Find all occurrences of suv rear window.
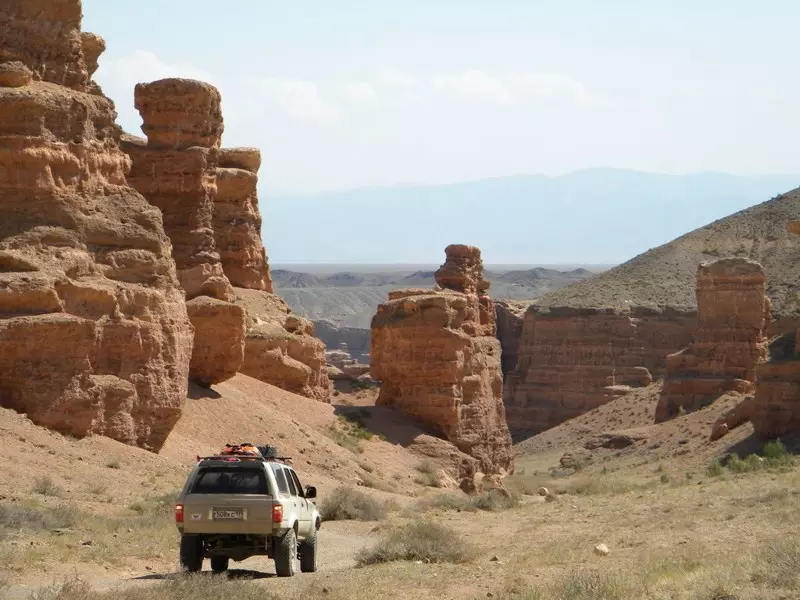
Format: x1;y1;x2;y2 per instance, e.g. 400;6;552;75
190;467;269;495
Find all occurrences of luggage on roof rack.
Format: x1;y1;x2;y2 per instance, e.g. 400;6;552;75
194;442;292;464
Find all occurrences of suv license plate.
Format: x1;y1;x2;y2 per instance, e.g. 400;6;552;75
212;508;244;520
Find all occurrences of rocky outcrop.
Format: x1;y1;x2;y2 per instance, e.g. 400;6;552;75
122;78;245;387
234;289;331;402
495;300;530;378
0;0;194;451
750;222;800;438
505;305;695;436
656;258;769;422
214;148;273;291
211;140;330;401
371;245;513;477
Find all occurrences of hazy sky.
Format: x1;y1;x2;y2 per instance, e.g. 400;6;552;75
84;1;800;195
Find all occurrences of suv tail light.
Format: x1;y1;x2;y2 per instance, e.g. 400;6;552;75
175;504;184;523
272;504;283;524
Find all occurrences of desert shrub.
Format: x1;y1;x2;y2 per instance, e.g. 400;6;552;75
28;575;282;600
31;476;64;497
471;488;519;511
751;538;800;590
127;491;178;517
413;460;440;487
359;474;394;493
356;520;475;566
709;440;794;477
0;504;76;535
707;458;724;477
319;486;388;521
415;492;475;513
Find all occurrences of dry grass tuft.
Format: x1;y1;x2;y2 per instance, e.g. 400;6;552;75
356;520;476;566
319;486;389;521
27;575;281;600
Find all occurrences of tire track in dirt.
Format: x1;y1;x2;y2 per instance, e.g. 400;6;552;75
4;522;378;599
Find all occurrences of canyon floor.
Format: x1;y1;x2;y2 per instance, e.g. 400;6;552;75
1;377;798;600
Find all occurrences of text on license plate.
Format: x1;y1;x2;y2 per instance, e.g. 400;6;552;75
212;508;244;520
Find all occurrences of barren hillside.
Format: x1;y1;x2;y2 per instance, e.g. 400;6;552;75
535;187;800;316
273;267;596;328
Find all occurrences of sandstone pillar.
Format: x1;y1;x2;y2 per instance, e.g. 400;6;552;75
371;245;513;477
122;78;245;387
656;257;769;422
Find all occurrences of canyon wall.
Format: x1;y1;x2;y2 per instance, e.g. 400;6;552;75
505;305;695;437
656;258;769;422
0;0;194;451
371;245;513;479
495;300;530;379
122;79;246;388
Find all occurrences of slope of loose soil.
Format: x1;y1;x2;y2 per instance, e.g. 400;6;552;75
513;381;762;476
535;187;800;316
0;374;464;587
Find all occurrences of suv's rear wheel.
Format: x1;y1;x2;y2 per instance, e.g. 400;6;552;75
210;555;229;573
299;529;318;573
179;534;203;572
274;528;297;577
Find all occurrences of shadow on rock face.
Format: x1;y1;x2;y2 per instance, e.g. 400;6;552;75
187;381;222;400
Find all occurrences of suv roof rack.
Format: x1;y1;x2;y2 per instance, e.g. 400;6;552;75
196;443;292;465
195;455;294;464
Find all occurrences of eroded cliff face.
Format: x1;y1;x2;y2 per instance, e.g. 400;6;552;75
122;79;245;387
751;222;800;438
495;300;530;379
505;305;695;437
0;0;194;451
656;258;769;422
235;288;331;402
371;245;513;478
212;144;330;402
214;148;273;292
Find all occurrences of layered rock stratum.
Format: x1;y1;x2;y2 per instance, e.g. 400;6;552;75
122;79;246;387
751;221;800;438
214;148;273;291
656;258;769;422
371;245;513;480
505;306;695;436
122;79;330;401
0;0;194;451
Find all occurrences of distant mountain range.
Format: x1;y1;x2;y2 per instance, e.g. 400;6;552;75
261;169;800;265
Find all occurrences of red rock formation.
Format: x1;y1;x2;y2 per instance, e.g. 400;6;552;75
211;142;330;401
505;305;695;436
214;148;273;291
122;79;246;387
751;221;800;438
371;245;513;477
656;258;769;422
0;0;194;451
495;300;530;378
234;289;331;402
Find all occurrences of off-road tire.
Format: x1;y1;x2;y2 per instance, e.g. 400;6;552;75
274;528;297;577
210;555;229;573
299;529;318;573
179;534;203;573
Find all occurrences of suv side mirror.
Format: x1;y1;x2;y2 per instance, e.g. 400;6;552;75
305;485;317;499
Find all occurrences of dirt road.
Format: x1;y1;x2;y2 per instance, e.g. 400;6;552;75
4;521;378;599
